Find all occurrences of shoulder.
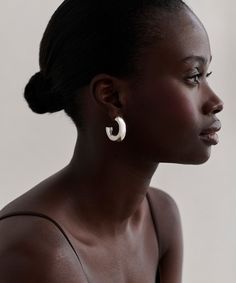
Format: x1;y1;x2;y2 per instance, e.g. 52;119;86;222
0;214;85;283
148;187;183;283
147;187;183;257
0;168;69;215
148;186;181;223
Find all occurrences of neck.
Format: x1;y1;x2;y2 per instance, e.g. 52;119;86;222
60;133;158;234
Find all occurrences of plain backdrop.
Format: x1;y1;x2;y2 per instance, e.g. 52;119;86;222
0;1;235;282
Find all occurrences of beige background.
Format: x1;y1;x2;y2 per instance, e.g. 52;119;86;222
0;1;235;282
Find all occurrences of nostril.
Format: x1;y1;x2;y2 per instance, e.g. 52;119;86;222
202;92;224;115
212;102;224;114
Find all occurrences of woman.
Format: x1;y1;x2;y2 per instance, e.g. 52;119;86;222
0;0;223;282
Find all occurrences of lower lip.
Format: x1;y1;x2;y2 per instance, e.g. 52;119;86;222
199;132;219;145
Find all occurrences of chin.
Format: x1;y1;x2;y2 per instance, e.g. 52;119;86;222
180;148;212;165
152;142;213;165
160;148;212;165
186;156;210;165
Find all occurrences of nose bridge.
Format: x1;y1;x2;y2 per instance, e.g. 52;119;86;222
201;84;224;115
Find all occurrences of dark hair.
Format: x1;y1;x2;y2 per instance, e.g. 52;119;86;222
24;0;186;128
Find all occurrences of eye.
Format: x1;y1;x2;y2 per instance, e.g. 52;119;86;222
187;73;202;84
186;71;213;86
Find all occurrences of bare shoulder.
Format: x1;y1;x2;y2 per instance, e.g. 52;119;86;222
0;215;85;283
148;187;183;283
148;186;181;217
148;186;183;241
0;167;69;215
148;186;176;203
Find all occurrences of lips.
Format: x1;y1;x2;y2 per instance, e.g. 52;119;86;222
199;120;221;145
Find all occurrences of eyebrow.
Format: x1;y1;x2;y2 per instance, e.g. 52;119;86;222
181;55;212;65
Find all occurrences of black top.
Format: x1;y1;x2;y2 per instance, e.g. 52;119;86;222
0;191;161;283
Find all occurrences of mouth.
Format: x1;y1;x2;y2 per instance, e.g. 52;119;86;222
199;120;221;146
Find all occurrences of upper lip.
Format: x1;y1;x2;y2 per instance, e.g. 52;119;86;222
200;119;221;135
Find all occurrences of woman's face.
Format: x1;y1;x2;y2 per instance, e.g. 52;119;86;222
125;8;224;164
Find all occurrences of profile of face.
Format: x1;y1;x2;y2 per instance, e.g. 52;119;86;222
123;7;224;165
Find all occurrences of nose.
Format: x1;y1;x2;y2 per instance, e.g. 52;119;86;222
201;87;224;115
211;100;224;114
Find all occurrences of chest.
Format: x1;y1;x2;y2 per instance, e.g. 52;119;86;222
69;239;158;283
68;219;159;283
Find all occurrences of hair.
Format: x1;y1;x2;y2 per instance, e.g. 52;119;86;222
24;0;187;129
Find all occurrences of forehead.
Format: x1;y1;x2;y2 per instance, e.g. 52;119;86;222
139;8;211;74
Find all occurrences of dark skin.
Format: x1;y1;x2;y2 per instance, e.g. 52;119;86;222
0;7;223;283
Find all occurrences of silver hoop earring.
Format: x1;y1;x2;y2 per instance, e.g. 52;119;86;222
106;116;126;142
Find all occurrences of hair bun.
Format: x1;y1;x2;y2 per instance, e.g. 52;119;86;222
24;72;64;114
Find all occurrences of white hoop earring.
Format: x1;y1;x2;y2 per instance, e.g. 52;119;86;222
106;116;126;142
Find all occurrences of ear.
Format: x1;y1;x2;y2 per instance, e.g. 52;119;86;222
89;74;127;118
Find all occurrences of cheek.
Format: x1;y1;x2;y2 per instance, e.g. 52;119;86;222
125;79;203;161
137;80;199;136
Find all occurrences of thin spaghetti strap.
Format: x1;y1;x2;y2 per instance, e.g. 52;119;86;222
146;192;162;256
146;191;162;283
0;211;90;283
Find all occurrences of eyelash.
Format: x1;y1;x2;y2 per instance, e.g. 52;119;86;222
187;71;212;85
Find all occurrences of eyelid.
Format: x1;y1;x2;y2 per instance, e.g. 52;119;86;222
185;70;213;86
